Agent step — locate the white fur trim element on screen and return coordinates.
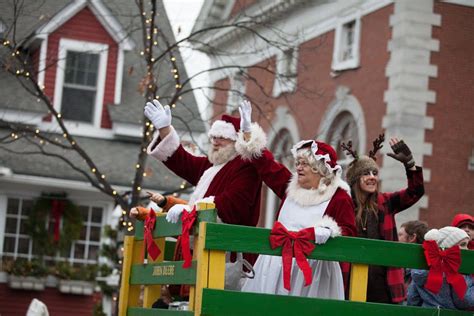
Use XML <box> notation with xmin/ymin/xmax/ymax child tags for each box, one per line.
<box><xmin>194</xmin><ymin>196</ymin><xmax>215</xmax><ymax>204</ymax></box>
<box><xmin>188</xmin><ymin>164</ymin><xmax>226</xmax><ymax>206</ymax></box>
<box><xmin>208</xmin><ymin>120</ymin><xmax>237</xmax><ymax>140</ymax></box>
<box><xmin>314</xmin><ymin>215</ymin><xmax>341</xmax><ymax>237</ymax></box>
<box><xmin>147</xmin><ymin>126</ymin><xmax>180</xmax><ymax>161</ymax></box>
<box><xmin>235</xmin><ymin>123</ymin><xmax>267</xmax><ymax>160</ymax></box>
<box><xmin>291</xmin><ymin>140</ymin><xmax>342</xmax><ymax>175</ymax></box>
<box><xmin>286</xmin><ymin>173</ymin><xmax>349</xmax><ymax>206</ymax></box>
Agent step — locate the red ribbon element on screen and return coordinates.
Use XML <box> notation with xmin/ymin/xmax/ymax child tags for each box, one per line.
<box><xmin>180</xmin><ymin>206</ymin><xmax>197</xmax><ymax>268</ymax></box>
<box><xmin>422</xmin><ymin>240</ymin><xmax>467</xmax><ymax>299</ymax></box>
<box><xmin>269</xmin><ymin>221</ymin><xmax>316</xmax><ymax>291</ymax></box>
<box><xmin>51</xmin><ymin>199</ymin><xmax>65</xmax><ymax>242</ymax></box>
<box><xmin>142</xmin><ymin>209</ymin><xmax>161</xmax><ymax>262</ymax></box>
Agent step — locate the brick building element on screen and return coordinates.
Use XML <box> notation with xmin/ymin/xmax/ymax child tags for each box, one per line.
<box><xmin>192</xmin><ymin>0</ymin><xmax>474</xmax><ymax>228</ymax></box>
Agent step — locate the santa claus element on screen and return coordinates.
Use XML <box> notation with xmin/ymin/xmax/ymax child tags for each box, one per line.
<box><xmin>144</xmin><ymin>99</ymin><xmax>262</xmax><ymax>228</ymax></box>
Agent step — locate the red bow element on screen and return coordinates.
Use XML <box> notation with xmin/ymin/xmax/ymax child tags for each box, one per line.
<box><xmin>51</xmin><ymin>199</ymin><xmax>65</xmax><ymax>242</ymax></box>
<box><xmin>180</xmin><ymin>207</ymin><xmax>197</xmax><ymax>268</ymax></box>
<box><xmin>423</xmin><ymin>240</ymin><xmax>467</xmax><ymax>298</ymax></box>
<box><xmin>269</xmin><ymin>221</ymin><xmax>316</xmax><ymax>291</ymax></box>
<box><xmin>142</xmin><ymin>209</ymin><xmax>161</xmax><ymax>262</ymax></box>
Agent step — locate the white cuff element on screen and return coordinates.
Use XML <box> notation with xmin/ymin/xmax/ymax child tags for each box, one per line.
<box><xmin>147</xmin><ymin>126</ymin><xmax>180</xmax><ymax>161</ymax></box>
<box><xmin>314</xmin><ymin>215</ymin><xmax>341</xmax><ymax>237</ymax></box>
<box><xmin>235</xmin><ymin>123</ymin><xmax>267</xmax><ymax>160</ymax></box>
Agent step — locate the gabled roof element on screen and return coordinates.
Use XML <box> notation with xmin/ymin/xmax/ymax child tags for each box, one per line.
<box><xmin>0</xmin><ymin>0</ymin><xmax>205</xmax><ymax>189</ymax></box>
<box><xmin>32</xmin><ymin>0</ymin><xmax>135</xmax><ymax>50</ymax></box>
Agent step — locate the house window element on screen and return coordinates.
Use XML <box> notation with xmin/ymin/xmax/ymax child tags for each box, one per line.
<box><xmin>332</xmin><ymin>16</ymin><xmax>361</xmax><ymax>71</ymax></box>
<box><xmin>2</xmin><ymin>198</ymin><xmax>103</xmax><ymax>265</ymax></box>
<box><xmin>341</xmin><ymin>21</ymin><xmax>355</xmax><ymax>61</ymax></box>
<box><xmin>61</xmin><ymin>51</ymin><xmax>100</xmax><ymax>123</ymax></box>
<box><xmin>3</xmin><ymin>198</ymin><xmax>35</xmax><ymax>259</ymax></box>
<box><xmin>273</xmin><ymin>48</ymin><xmax>298</xmax><ymax>97</ymax></box>
<box><xmin>70</xmin><ymin>205</ymin><xmax>103</xmax><ymax>264</ymax></box>
<box><xmin>228</xmin><ymin>70</ymin><xmax>246</xmax><ymax>113</ymax></box>
<box><xmin>53</xmin><ymin>38</ymin><xmax>108</xmax><ymax>129</ymax></box>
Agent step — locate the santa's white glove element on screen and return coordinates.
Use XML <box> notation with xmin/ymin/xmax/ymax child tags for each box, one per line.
<box><xmin>314</xmin><ymin>227</ymin><xmax>332</xmax><ymax>244</ymax></box>
<box><xmin>144</xmin><ymin>99</ymin><xmax>172</xmax><ymax>129</ymax></box>
<box><xmin>166</xmin><ymin>204</ymin><xmax>191</xmax><ymax>223</ymax></box>
<box><xmin>238</xmin><ymin>100</ymin><xmax>252</xmax><ymax>132</ymax></box>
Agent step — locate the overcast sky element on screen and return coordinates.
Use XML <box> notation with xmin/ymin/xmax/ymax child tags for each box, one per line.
<box><xmin>163</xmin><ymin>0</ymin><xmax>210</xmax><ymax>119</ymax></box>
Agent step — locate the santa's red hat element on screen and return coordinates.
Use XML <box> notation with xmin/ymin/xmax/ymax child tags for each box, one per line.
<box><xmin>208</xmin><ymin>114</ymin><xmax>240</xmax><ymax>141</ymax></box>
<box><xmin>291</xmin><ymin>140</ymin><xmax>341</xmax><ymax>174</ymax></box>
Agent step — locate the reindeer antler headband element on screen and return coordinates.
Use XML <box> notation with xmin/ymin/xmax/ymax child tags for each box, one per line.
<box><xmin>341</xmin><ymin>133</ymin><xmax>385</xmax><ymax>161</ymax></box>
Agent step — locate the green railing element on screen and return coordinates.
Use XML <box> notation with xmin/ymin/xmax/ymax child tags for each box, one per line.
<box><xmin>199</xmin><ymin>222</ymin><xmax>474</xmax><ymax>316</ymax></box>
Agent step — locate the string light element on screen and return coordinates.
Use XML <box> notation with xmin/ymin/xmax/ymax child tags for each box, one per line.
<box><xmin>143</xmin><ymin>172</ymin><xmax>147</xmax><ymax>177</ymax></box>
<box><xmin>113</xmin><ymin>190</ymin><xmax>117</xmax><ymax>195</ymax></box>
<box><xmin>101</xmin><ymin>174</ymin><xmax>106</xmax><ymax>179</ymax></box>
<box><xmin>57</xmin><ymin>113</ymin><xmax>62</xmax><ymax>118</ymax></box>
<box><xmin>92</xmin><ymin>168</ymin><xmax>96</xmax><ymax>173</ymax></box>
<box><xmin>171</xmin><ymin>57</ymin><xmax>176</xmax><ymax>61</ymax></box>
<box><xmin>137</xmin><ymin>186</ymin><xmax>141</xmax><ymax>191</ymax></box>
<box><xmin>135</xmin><ymin>164</ymin><xmax>140</xmax><ymax>169</ymax></box>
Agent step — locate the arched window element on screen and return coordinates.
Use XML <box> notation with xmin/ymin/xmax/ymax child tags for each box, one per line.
<box><xmin>264</xmin><ymin>128</ymin><xmax>294</xmax><ymax>228</ymax></box>
<box><xmin>318</xmin><ymin>85</ymin><xmax>366</xmax><ymax>170</ymax></box>
<box><xmin>326</xmin><ymin>111</ymin><xmax>359</xmax><ymax>168</ymax></box>
<box><xmin>271</xmin><ymin>129</ymin><xmax>294</xmax><ymax>170</ymax></box>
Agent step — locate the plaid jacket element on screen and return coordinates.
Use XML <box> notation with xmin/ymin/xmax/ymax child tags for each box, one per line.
<box><xmin>343</xmin><ymin>167</ymin><xmax>424</xmax><ymax>301</ymax></box>
<box><xmin>377</xmin><ymin>166</ymin><xmax>425</xmax><ymax>302</ymax></box>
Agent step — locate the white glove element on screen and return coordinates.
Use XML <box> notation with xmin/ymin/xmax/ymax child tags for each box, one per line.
<box><xmin>238</xmin><ymin>100</ymin><xmax>252</xmax><ymax>132</ymax></box>
<box><xmin>144</xmin><ymin>99</ymin><xmax>172</xmax><ymax>129</ymax></box>
<box><xmin>314</xmin><ymin>226</ymin><xmax>332</xmax><ymax>244</ymax></box>
<box><xmin>166</xmin><ymin>204</ymin><xmax>191</xmax><ymax>223</ymax></box>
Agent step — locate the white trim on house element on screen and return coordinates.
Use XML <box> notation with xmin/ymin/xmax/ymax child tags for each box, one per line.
<box><xmin>114</xmin><ymin>45</ymin><xmax>125</xmax><ymax>104</ymax></box>
<box><xmin>34</xmin><ymin>0</ymin><xmax>134</xmax><ymax>51</ymax></box>
<box><xmin>442</xmin><ymin>0</ymin><xmax>474</xmax><ymax>7</ymax></box>
<box><xmin>331</xmin><ymin>11</ymin><xmax>362</xmax><ymax>71</ymax></box>
<box><xmin>0</xmin><ymin>109</ymin><xmax>45</xmax><ymax>125</ymax></box>
<box><xmin>88</xmin><ymin>0</ymin><xmax>135</xmax><ymax>51</ymax></box>
<box><xmin>273</xmin><ymin>46</ymin><xmax>298</xmax><ymax>97</ymax></box>
<box><xmin>52</xmin><ymin>38</ymin><xmax>109</xmax><ymax>132</ymax></box>
<box><xmin>317</xmin><ymin>85</ymin><xmax>367</xmax><ymax>165</ymax></box>
<box><xmin>228</xmin><ymin>70</ymin><xmax>246</xmax><ymax>113</ymax></box>
<box><xmin>37</xmin><ymin>35</ymin><xmax>48</xmax><ymax>89</ymax></box>
<box><xmin>112</xmin><ymin>122</ymin><xmax>143</xmax><ymax>139</ymax></box>
<box><xmin>383</xmin><ymin>0</ymin><xmax>439</xmax><ymax>225</ymax></box>
<box><xmin>0</xmin><ymin>194</ymin><xmax>7</xmax><ymax>256</ymax></box>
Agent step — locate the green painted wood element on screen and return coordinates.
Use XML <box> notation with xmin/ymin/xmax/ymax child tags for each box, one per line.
<box><xmin>164</xmin><ymin>239</ymin><xmax>177</xmax><ymax>261</ymax></box>
<box><xmin>135</xmin><ymin>209</ymin><xmax>217</xmax><ymax>240</ymax></box>
<box><xmin>201</xmin><ymin>289</ymin><xmax>472</xmax><ymax>316</ymax></box>
<box><xmin>204</xmin><ymin>223</ymin><xmax>474</xmax><ymax>273</ymax></box>
<box><xmin>130</xmin><ymin>261</ymin><xmax>196</xmax><ymax>285</ymax></box>
<box><xmin>128</xmin><ymin>307</ymin><xmax>193</xmax><ymax>316</ymax></box>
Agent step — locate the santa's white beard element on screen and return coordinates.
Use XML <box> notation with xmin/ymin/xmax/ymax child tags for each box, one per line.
<box><xmin>208</xmin><ymin>143</ymin><xmax>237</xmax><ymax>165</ymax></box>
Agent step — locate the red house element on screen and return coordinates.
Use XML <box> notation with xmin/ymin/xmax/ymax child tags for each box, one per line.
<box><xmin>0</xmin><ymin>0</ymin><xmax>204</xmax><ymax>315</ymax></box>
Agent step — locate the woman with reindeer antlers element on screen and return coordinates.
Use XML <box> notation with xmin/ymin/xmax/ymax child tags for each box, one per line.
<box><xmin>341</xmin><ymin>135</ymin><xmax>425</xmax><ymax>304</ymax></box>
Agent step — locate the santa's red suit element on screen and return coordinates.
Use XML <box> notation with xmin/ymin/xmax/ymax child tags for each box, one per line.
<box><xmin>147</xmin><ymin>121</ymin><xmax>262</xmax><ymax>228</ymax></box>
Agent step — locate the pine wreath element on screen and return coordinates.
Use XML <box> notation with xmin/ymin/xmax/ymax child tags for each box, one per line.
<box><xmin>26</xmin><ymin>193</ymin><xmax>83</xmax><ymax>256</ymax></box>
